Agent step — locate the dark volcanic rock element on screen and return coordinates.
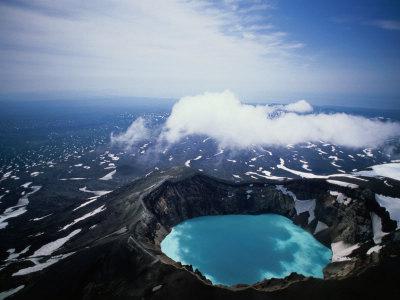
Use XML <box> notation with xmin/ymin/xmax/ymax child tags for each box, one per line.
<box><xmin>4</xmin><ymin>167</ymin><xmax>400</xmax><ymax>300</ymax></box>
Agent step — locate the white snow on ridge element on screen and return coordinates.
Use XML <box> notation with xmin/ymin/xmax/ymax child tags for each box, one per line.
<box><xmin>0</xmin><ymin>285</ymin><xmax>25</xmax><ymax>299</ymax></box>
<box><xmin>370</xmin><ymin>212</ymin><xmax>388</xmax><ymax>244</ymax></box>
<box><xmin>250</xmin><ymin>155</ymin><xmax>263</xmax><ymax>162</ymax></box>
<box><xmin>316</xmin><ymin>148</ymin><xmax>328</xmax><ymax>155</ymax></box>
<box><xmin>0</xmin><ymin>185</ymin><xmax>42</xmax><ymax>230</ymax></box>
<box><xmin>277</xmin><ymin>158</ymin><xmax>326</xmax><ymax>179</ymax></box>
<box><xmin>32</xmin><ymin>229</ymin><xmax>81</xmax><ymax>257</ymax></box>
<box><xmin>331</xmin><ymin>241</ymin><xmax>360</xmax><ymax>262</ymax></box>
<box><xmin>11</xmin><ymin>227</ymin><xmax>79</xmax><ymax>274</ymax></box>
<box><xmin>366</xmin><ymin>245</ymin><xmax>382</xmax><ymax>255</ymax></box>
<box><xmin>276</xmin><ymin>185</ymin><xmax>316</xmax><ymax>223</ymax></box>
<box><xmin>329</xmin><ymin>174</ymin><xmax>369</xmax><ymax>181</ymax></box>
<box><xmin>245</xmin><ymin>171</ymin><xmax>286</xmax><ymax>181</ymax></box>
<box><xmin>278</xmin><ymin>158</ymin><xmax>368</xmax><ymax>186</ymax></box>
<box><xmin>0</xmin><ymin>207</ymin><xmax>26</xmax><ymax>230</ymax></box>
<box><xmin>61</xmin><ymin>205</ymin><xmax>106</xmax><ymax>230</ymax></box>
<box><xmin>108</xmin><ymin>153</ymin><xmax>120</xmax><ymax>161</ymax></box>
<box><xmin>213</xmin><ymin>149</ymin><xmax>224</xmax><ymax>156</ymax></box>
<box><xmin>13</xmin><ymin>253</ymin><xmax>74</xmax><ymax>276</ymax></box>
<box><xmin>328</xmin><ymin>155</ymin><xmax>342</xmax><ymax>168</ymax></box>
<box><xmin>299</xmin><ymin>159</ymin><xmax>311</xmax><ymax>171</ymax></box>
<box><xmin>184</xmin><ymin>156</ymin><xmax>202</xmax><ymax>167</ymax></box>
<box><xmin>73</xmin><ymin>197</ymin><xmax>98</xmax><ymax>211</ymax></box>
<box><xmin>314</xmin><ymin>221</ymin><xmax>329</xmax><ymax>234</ymax></box>
<box><xmin>363</xmin><ymin>148</ymin><xmax>373</xmax><ymax>157</ymax></box>
<box><xmin>294</xmin><ymin>198</ymin><xmax>316</xmax><ymax>223</ymax></box>
<box><xmin>79</xmin><ymin>187</ymin><xmax>112</xmax><ymax>197</ymax></box>
<box><xmin>104</xmin><ymin>163</ymin><xmax>116</xmax><ymax>170</ymax></box>
<box><xmin>329</xmin><ymin>191</ymin><xmax>351</xmax><ymax>205</ymax></box>
<box><xmin>0</xmin><ymin>171</ymin><xmax>12</xmax><ymax>182</ymax></box>
<box><xmin>356</xmin><ymin>162</ymin><xmax>400</xmax><ymax>181</ymax></box>
<box><xmin>262</xmin><ymin>148</ymin><xmax>273</xmax><ymax>155</ymax></box>
<box><xmin>375</xmin><ymin>194</ymin><xmax>400</xmax><ymax>229</ymax></box>
<box><xmin>5</xmin><ymin>246</ymin><xmax>30</xmax><ymax>262</ymax></box>
<box><xmin>327</xmin><ymin>180</ymin><xmax>359</xmax><ymax>189</ymax></box>
<box><xmin>32</xmin><ymin>214</ymin><xmax>52</xmax><ymax>221</ymax></box>
<box><xmin>99</xmin><ymin>170</ymin><xmax>116</xmax><ymax>181</ymax></box>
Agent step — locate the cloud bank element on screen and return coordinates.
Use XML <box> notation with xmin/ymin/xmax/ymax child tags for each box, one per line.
<box><xmin>113</xmin><ymin>91</ymin><xmax>400</xmax><ymax>149</ymax></box>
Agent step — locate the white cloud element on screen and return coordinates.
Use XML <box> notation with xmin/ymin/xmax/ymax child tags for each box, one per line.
<box><xmin>158</xmin><ymin>91</ymin><xmax>400</xmax><ymax>148</ymax></box>
<box><xmin>111</xmin><ymin>117</ymin><xmax>149</xmax><ymax>148</ymax></box>
<box><xmin>283</xmin><ymin>99</ymin><xmax>313</xmax><ymax>113</ymax></box>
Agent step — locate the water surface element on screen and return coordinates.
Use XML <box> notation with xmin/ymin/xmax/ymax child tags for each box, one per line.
<box><xmin>161</xmin><ymin>214</ymin><xmax>332</xmax><ymax>286</ymax></box>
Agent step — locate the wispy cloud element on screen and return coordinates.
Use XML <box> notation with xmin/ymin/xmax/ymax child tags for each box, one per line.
<box><xmin>0</xmin><ymin>0</ymin><xmax>306</xmax><ymax>97</ymax></box>
<box><xmin>333</xmin><ymin>15</ymin><xmax>400</xmax><ymax>31</ymax></box>
<box><xmin>369</xmin><ymin>19</ymin><xmax>400</xmax><ymax>31</ymax></box>
<box><xmin>1</xmin><ymin>1</ymin><xmax>398</xmax><ymax>101</ymax></box>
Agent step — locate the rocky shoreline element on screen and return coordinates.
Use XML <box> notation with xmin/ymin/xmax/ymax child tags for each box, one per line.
<box><xmin>4</xmin><ymin>167</ymin><xmax>400</xmax><ymax>299</ymax></box>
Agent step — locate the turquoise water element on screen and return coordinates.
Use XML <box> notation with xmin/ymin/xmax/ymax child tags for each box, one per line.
<box><xmin>161</xmin><ymin>214</ymin><xmax>332</xmax><ymax>286</ymax></box>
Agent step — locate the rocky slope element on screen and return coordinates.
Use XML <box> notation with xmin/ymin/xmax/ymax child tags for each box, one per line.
<box><xmin>2</xmin><ymin>167</ymin><xmax>400</xmax><ymax>299</ymax></box>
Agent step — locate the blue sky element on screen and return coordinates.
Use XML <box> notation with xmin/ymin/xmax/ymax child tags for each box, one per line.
<box><xmin>0</xmin><ymin>0</ymin><xmax>399</xmax><ymax>108</ymax></box>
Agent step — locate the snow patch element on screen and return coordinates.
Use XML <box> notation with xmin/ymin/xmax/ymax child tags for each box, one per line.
<box><xmin>32</xmin><ymin>229</ymin><xmax>81</xmax><ymax>257</ymax></box>
<box><xmin>327</xmin><ymin>180</ymin><xmax>358</xmax><ymax>189</ymax></box>
<box><xmin>329</xmin><ymin>191</ymin><xmax>351</xmax><ymax>205</ymax></box>
<box><xmin>99</xmin><ymin>170</ymin><xmax>116</xmax><ymax>181</ymax></box>
<box><xmin>331</xmin><ymin>241</ymin><xmax>359</xmax><ymax>262</ymax></box>
<box><xmin>366</xmin><ymin>245</ymin><xmax>382</xmax><ymax>255</ymax></box>
<box><xmin>0</xmin><ymin>186</ymin><xmax>42</xmax><ymax>229</ymax></box>
<box><xmin>61</xmin><ymin>205</ymin><xmax>106</xmax><ymax>230</ymax></box>
<box><xmin>0</xmin><ymin>285</ymin><xmax>25</xmax><ymax>299</ymax></box>
<box><xmin>276</xmin><ymin>185</ymin><xmax>316</xmax><ymax>223</ymax></box>
<box><xmin>13</xmin><ymin>253</ymin><xmax>74</xmax><ymax>276</ymax></box>
<box><xmin>370</xmin><ymin>212</ymin><xmax>388</xmax><ymax>244</ymax></box>
<box><xmin>79</xmin><ymin>187</ymin><xmax>112</xmax><ymax>197</ymax></box>
<box><xmin>314</xmin><ymin>221</ymin><xmax>329</xmax><ymax>234</ymax></box>
<box><xmin>375</xmin><ymin>194</ymin><xmax>400</xmax><ymax>228</ymax></box>
<box><xmin>5</xmin><ymin>246</ymin><xmax>30</xmax><ymax>261</ymax></box>
<box><xmin>277</xmin><ymin>158</ymin><xmax>326</xmax><ymax>179</ymax></box>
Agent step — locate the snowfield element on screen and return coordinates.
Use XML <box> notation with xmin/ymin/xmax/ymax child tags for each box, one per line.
<box><xmin>375</xmin><ymin>194</ymin><xmax>400</xmax><ymax>229</ymax></box>
<box><xmin>356</xmin><ymin>162</ymin><xmax>400</xmax><ymax>181</ymax></box>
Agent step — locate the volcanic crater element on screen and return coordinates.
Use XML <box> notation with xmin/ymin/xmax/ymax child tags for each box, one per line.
<box><xmin>6</xmin><ymin>167</ymin><xmax>400</xmax><ymax>299</ymax></box>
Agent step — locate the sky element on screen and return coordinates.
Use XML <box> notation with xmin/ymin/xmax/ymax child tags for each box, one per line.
<box><xmin>0</xmin><ymin>0</ymin><xmax>399</xmax><ymax>107</ymax></box>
